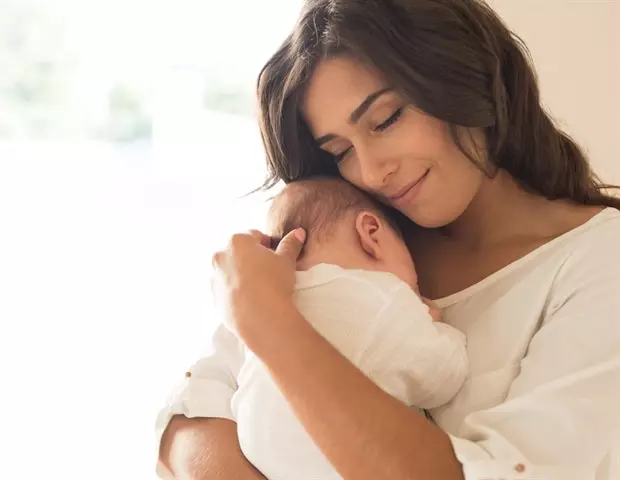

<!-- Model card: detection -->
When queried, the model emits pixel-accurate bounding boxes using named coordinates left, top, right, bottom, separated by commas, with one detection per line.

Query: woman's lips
left=390, top=169, right=430, bottom=207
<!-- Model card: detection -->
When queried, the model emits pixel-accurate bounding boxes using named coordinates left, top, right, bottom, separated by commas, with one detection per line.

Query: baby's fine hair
left=269, top=176, right=405, bottom=245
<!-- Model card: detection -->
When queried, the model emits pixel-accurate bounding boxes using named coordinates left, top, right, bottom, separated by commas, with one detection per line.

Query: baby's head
left=268, top=176, right=418, bottom=290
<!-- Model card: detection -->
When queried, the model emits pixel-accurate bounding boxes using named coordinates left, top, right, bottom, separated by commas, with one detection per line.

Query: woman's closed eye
left=332, top=107, right=405, bottom=162
left=334, top=146, right=353, bottom=163
left=374, top=107, right=404, bottom=132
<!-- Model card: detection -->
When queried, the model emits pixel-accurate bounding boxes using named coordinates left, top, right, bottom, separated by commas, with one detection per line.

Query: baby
left=230, top=177, right=468, bottom=480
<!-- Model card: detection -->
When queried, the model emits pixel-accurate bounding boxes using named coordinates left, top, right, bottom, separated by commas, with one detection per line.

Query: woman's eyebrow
left=349, top=87, right=393, bottom=123
left=316, top=133, right=337, bottom=147
left=315, top=87, right=393, bottom=146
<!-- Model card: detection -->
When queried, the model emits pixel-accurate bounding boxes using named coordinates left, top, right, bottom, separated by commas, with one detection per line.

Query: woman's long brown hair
left=257, top=0, right=620, bottom=208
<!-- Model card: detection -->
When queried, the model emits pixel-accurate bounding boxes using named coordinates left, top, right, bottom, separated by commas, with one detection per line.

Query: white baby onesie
left=231, top=264, right=468, bottom=480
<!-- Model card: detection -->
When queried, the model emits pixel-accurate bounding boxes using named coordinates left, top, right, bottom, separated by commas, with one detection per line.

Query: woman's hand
left=211, top=228, right=306, bottom=348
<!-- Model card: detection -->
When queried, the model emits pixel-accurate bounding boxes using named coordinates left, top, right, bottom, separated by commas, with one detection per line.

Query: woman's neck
left=442, top=170, right=601, bottom=250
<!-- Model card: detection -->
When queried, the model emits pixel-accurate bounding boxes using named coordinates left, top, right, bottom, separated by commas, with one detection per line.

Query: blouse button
left=514, top=463, right=526, bottom=473
left=185, top=371, right=192, bottom=378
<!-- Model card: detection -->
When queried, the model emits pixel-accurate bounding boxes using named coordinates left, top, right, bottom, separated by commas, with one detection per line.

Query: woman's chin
left=403, top=205, right=464, bottom=230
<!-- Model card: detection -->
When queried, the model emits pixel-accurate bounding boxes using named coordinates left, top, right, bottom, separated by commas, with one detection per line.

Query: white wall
left=488, top=0, right=620, bottom=184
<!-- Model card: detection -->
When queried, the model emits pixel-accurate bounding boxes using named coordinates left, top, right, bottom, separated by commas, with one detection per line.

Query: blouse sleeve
left=154, top=324, right=245, bottom=475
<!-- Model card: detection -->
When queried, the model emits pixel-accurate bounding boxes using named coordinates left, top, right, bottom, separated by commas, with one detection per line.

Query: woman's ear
left=355, top=211, right=383, bottom=260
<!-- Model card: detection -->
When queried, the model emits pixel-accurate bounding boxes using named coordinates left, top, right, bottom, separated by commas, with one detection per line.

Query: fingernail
left=293, top=228, right=306, bottom=243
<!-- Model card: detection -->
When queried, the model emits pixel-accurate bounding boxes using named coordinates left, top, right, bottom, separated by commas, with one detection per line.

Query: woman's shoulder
left=543, top=207, right=620, bottom=315
left=559, top=207, right=620, bottom=259
left=531, top=206, right=620, bottom=287
left=504, top=206, right=620, bottom=271
left=433, top=207, right=619, bottom=307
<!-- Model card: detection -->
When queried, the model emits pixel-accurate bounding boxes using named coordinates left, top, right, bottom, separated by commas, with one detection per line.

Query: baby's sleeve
left=361, top=286, right=468, bottom=409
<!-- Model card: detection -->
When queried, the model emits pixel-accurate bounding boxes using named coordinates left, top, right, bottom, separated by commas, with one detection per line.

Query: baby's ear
left=355, top=210, right=383, bottom=259
left=355, top=210, right=381, bottom=236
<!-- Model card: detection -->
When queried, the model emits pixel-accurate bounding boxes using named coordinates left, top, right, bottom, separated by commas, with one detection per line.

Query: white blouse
left=156, top=207, right=620, bottom=480
left=430, top=207, right=620, bottom=480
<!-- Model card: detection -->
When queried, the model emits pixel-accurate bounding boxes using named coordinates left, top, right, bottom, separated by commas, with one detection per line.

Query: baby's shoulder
left=334, top=268, right=411, bottom=300
left=294, top=268, right=427, bottom=334
left=295, top=265, right=415, bottom=309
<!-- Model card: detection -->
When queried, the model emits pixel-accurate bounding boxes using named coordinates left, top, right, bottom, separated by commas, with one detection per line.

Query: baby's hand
left=421, top=297, right=441, bottom=322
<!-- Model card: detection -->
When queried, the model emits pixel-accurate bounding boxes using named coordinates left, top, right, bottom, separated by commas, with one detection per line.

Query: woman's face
left=302, top=57, right=487, bottom=228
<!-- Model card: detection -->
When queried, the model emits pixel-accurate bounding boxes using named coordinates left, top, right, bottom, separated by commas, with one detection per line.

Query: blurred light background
left=0, top=1, right=299, bottom=478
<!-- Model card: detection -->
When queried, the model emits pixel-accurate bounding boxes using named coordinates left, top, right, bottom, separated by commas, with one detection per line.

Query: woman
left=158, top=1, right=620, bottom=479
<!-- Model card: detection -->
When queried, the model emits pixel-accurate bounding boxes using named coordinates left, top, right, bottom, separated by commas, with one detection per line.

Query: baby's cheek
left=402, top=256, right=418, bottom=290
left=387, top=235, right=418, bottom=289
left=395, top=259, right=418, bottom=290
left=407, top=267, right=419, bottom=291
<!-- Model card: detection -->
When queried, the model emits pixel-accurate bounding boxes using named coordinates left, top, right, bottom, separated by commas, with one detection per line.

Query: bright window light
left=0, top=1, right=300, bottom=478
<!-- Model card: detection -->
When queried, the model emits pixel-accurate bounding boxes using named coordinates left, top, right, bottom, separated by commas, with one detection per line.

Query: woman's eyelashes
left=332, top=107, right=405, bottom=163
left=334, top=146, right=352, bottom=163
left=374, top=106, right=404, bottom=132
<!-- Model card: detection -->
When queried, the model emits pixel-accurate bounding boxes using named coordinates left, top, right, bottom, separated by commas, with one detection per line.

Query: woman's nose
left=357, top=143, right=399, bottom=190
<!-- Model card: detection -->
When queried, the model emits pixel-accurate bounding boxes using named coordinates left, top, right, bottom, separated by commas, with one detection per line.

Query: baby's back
left=232, top=265, right=413, bottom=479
left=294, top=264, right=410, bottom=365
left=232, top=264, right=466, bottom=480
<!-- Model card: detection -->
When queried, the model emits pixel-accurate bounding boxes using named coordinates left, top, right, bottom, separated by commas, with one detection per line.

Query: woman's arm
left=218, top=228, right=620, bottom=480
left=252, top=299, right=619, bottom=480
left=155, top=325, right=257, bottom=479
left=247, top=302, right=464, bottom=480
left=158, top=417, right=266, bottom=480
left=214, top=229, right=464, bottom=480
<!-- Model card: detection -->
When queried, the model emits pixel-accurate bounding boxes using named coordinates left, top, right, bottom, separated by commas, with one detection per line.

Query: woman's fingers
left=213, top=227, right=305, bottom=267
left=209, top=229, right=303, bottom=342
left=248, top=229, right=273, bottom=249
left=211, top=251, right=223, bottom=268
left=275, top=228, right=306, bottom=262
